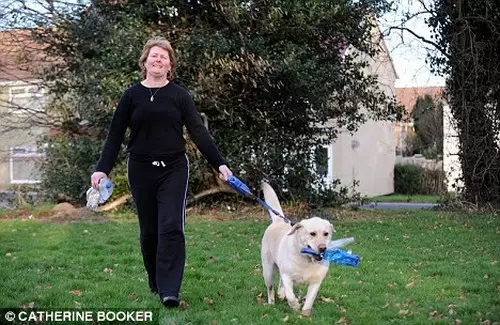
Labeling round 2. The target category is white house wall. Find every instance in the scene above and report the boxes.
[443,103,463,192]
[328,22,397,197]
[0,81,48,188]
[331,120,395,197]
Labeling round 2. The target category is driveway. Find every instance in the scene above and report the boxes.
[360,202,439,210]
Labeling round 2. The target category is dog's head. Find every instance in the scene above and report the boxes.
[288,217,334,253]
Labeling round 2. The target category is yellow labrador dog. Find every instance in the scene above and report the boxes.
[260,181,334,316]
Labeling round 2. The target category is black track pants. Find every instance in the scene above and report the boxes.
[127,154,189,297]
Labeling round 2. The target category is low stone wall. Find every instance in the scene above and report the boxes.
[396,155,443,171]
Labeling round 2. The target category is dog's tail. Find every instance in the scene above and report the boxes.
[261,181,285,223]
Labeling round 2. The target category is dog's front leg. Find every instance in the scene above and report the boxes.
[301,282,322,316]
[281,275,300,311]
[277,277,285,301]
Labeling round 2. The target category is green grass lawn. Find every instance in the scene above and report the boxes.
[368,194,442,203]
[0,210,499,324]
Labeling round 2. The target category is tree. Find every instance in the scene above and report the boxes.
[388,0,500,207]
[427,0,500,205]
[411,94,443,158]
[2,0,401,204]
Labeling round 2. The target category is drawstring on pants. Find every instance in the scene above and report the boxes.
[152,161,166,167]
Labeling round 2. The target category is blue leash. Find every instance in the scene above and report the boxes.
[226,176,293,225]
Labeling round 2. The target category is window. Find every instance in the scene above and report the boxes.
[8,85,44,114]
[10,147,45,184]
[313,144,334,184]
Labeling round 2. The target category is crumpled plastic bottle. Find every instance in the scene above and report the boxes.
[97,178,113,203]
[322,248,360,267]
[300,237,360,267]
[86,178,113,211]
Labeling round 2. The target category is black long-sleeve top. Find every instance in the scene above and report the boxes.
[95,82,227,175]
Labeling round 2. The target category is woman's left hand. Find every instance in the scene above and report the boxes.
[218,164,233,182]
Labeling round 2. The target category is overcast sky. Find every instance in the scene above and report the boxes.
[380,0,446,88]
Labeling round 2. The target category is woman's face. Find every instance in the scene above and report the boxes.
[145,46,171,79]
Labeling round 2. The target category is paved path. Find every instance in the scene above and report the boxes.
[360,202,439,210]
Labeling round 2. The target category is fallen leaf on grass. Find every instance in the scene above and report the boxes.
[70,290,82,296]
[256,293,265,305]
[399,310,410,315]
[103,268,113,274]
[203,297,215,306]
[406,281,415,288]
[336,317,350,324]
[319,296,335,303]
[282,315,289,322]
[21,302,36,309]
[429,310,441,319]
[179,300,189,310]
[129,294,139,302]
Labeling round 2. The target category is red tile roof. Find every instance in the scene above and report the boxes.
[0,29,49,82]
[396,86,446,118]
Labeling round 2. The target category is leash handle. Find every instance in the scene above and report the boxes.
[227,176,292,224]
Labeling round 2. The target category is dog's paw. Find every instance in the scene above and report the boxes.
[288,300,300,311]
[300,309,312,317]
[277,287,286,301]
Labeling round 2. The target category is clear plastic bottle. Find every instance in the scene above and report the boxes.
[328,237,355,249]
[97,178,113,204]
[86,187,100,211]
[86,178,113,211]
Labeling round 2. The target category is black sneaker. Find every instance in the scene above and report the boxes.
[161,296,180,308]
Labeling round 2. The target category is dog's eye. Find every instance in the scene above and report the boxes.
[310,232,316,237]
[324,232,329,237]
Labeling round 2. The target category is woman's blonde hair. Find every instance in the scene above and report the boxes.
[138,36,176,80]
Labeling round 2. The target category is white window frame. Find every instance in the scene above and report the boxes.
[8,84,45,115]
[9,146,45,184]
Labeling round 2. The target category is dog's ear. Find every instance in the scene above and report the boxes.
[288,222,302,235]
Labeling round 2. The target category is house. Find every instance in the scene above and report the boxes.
[395,86,445,155]
[442,102,462,193]
[2,24,396,199]
[316,23,399,197]
[0,29,49,190]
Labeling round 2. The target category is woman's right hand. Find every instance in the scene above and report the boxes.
[91,171,108,189]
